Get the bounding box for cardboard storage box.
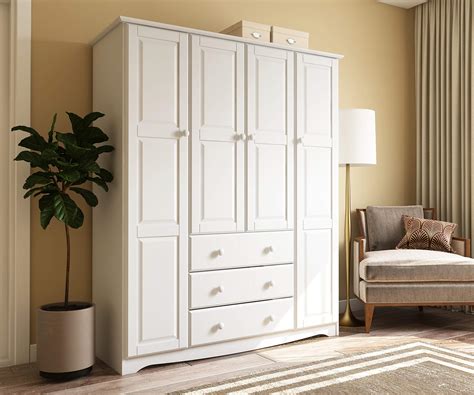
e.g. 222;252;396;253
271;26;309;48
221;20;271;42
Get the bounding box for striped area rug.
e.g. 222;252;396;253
178;342;474;394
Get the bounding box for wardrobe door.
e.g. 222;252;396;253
296;53;339;328
191;35;245;233
247;45;294;231
127;25;188;356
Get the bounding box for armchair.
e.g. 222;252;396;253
354;206;474;333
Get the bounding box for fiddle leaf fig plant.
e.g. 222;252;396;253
12;112;114;308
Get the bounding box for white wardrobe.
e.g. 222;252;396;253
92;17;340;375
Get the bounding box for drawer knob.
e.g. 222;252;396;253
217;322;225;330
287;38;296;45
251;32;262;39
217;249;224;256
297;137;304;144
181;130;190;137
217;285;224;293
269;315;275;322
265;246;274;254
267;280;275;288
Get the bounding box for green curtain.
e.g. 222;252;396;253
415;0;473;313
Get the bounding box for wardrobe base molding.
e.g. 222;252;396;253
119;323;338;375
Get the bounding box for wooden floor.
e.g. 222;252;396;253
2;306;474;394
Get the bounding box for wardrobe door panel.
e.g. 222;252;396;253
192;35;245;233
127;26;188;356
296;53;338;328
137;237;179;354
247;45;294;231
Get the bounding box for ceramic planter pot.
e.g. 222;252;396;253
37;302;94;380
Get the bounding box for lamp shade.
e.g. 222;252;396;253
339;109;376;166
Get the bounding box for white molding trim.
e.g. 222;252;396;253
339;298;364;314
8;0;31;366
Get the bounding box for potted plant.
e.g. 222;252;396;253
12;112;114;380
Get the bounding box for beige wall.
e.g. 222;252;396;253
30;0;415;342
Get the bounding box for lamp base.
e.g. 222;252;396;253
339;303;364;327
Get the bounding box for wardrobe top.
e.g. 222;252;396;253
92;16;343;60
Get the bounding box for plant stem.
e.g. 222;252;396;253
64;223;71;308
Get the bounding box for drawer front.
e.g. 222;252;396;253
190;298;294;346
190;231;294;271
190;264;294;309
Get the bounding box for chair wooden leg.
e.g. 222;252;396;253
365;304;375;333
418;306;424;312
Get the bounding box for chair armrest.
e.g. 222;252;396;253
353;236;367;263
352;237;367;298
451;237;471;257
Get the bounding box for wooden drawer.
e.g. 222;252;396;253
190;264;294;309
190;231;293;271
221;20;271;42
271;26;309;49
190;298;294;346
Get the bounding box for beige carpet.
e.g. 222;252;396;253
178;342;474;394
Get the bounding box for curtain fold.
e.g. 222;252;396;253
416;0;473;314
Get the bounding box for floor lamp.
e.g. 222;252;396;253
339;109;376;327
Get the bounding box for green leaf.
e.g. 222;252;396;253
56;132;77;145
70;187;98;207
66;112;85;133
88;176;109;192
14;151;49;170
53;193;84;228
11;125;41;136
79;160;100;173
39;194;55;229
48;113;57;143
96;145;114;154
83;112;104;126
24;186;45;199
23;172;52;189
55;159;79;169
77;126;109;144
58;169;81;183
99;168;113;182
18;134;48;151
41;148;59;162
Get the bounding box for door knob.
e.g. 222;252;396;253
297;137;304;144
240;134;247;141
181;130;190;137
248;133;255;141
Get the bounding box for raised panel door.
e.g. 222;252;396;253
247;45;294;231
191;35;245;233
127;25;188;356
296;53;338;328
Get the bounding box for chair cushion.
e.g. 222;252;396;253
360;249;474;282
396;215;456;252
359;281;474;303
366;205;424;251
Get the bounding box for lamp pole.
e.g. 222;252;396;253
340;164;364;327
